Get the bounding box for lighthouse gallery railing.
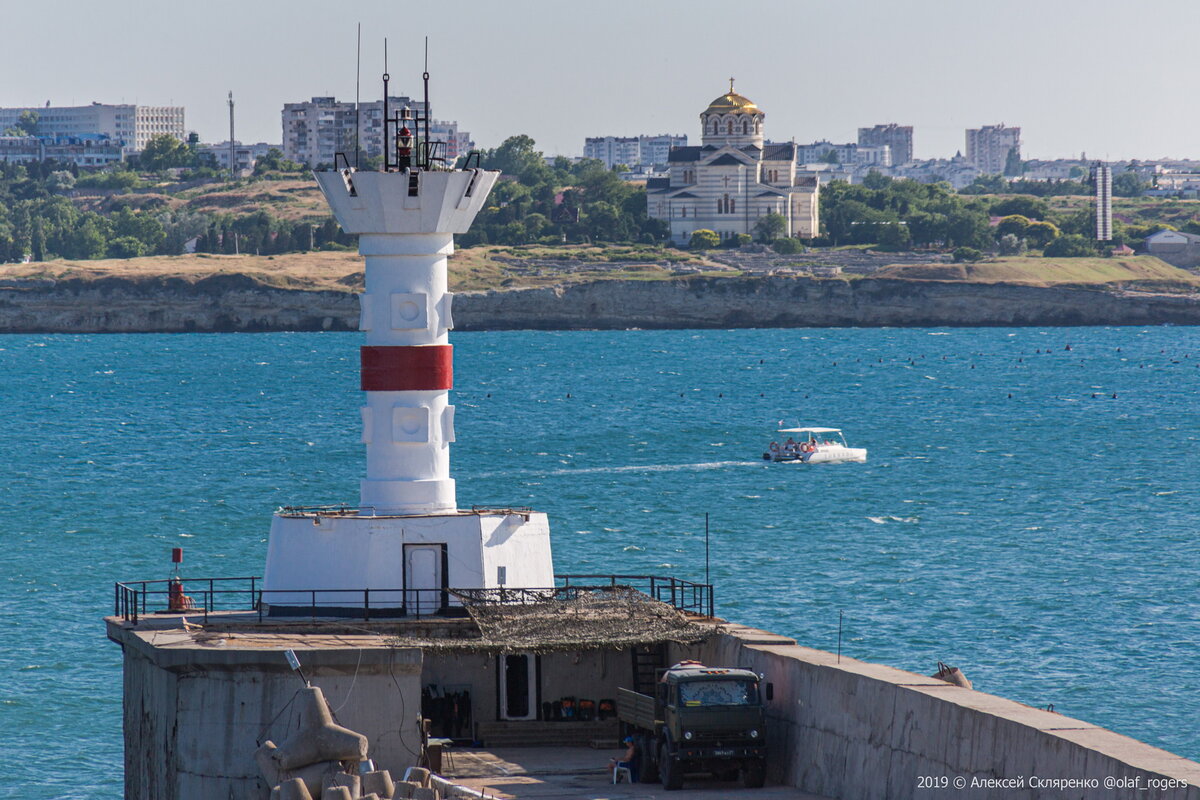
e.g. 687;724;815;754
113;574;714;624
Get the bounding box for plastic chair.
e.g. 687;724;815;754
613;765;632;784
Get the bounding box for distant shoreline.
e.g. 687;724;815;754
2;273;1199;333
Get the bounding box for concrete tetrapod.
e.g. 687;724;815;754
361;769;396;798
273;686;369;769
276;778;314;800
322;771;361;797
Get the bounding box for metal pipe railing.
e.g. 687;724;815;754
112;573;715;623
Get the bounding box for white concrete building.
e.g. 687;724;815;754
0;134;124;167
647;84;819;244
583;134;687;169
0;103;184;154
965;124;1021;175
196;140;280;173
858;123;913;165
282;96;472;168
584;136;640;169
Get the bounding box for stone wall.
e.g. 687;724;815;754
115;625;423;800
684;624;1200;800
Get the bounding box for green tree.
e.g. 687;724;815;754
960;174;1008;194
3;110;39;136
689;229;720;250
952;246;983;262
819;149;840;164
997;233;1027;256
752;212;787;243
482;135;550;183
138;134;192;171
106;236;147;259
862;170;891;190
1025;221;1060;247
1112;172;1148;198
1043;234;1096;257
877;221;912;249
1003;148;1023;177
996;215;1030;239
47;170;75;194
61;216;109;259
772;237;804;254
990;196;1048;219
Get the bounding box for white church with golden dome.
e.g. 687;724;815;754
646;82;819;245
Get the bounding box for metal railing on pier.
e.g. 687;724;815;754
113;573;713;624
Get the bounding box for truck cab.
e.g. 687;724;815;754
619;662;767;790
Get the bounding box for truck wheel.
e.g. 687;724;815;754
660;743;683;791
637;735;658;783
742;760;766;789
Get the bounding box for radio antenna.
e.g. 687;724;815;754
354;23;361;168
422;36;430;170
382;38;390;172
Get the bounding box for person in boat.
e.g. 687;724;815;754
784;437;797;456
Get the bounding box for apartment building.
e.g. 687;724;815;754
795;141;891;168
857;123;913;165
965;124;1021;175
281;97;471;168
583;134;687;169
0;134;124;167
0;103;185;154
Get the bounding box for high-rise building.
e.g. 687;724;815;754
0;103;185;154
965;124;1021;175
858;124;913;165
282;97;471;168
1094;164;1112;241
583;134;687;169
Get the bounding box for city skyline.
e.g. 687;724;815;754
4;0;1198;162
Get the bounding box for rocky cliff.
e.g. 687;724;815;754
2;274;1199;333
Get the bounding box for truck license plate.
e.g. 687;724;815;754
713;749;734;756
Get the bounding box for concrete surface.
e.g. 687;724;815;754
446;746;830;800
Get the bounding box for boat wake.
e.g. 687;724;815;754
547;460;754;476
470;460;756;479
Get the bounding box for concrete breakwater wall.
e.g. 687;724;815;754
698;624;1200;800
4;274;1200;332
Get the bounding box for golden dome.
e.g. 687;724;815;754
704;80;760;115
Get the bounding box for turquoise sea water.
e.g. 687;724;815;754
1;327;1198;798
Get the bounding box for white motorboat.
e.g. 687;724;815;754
763;426;867;464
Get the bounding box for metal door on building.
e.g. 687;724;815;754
404;543;446;615
499;653;538;720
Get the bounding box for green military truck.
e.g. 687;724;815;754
616;662;768;790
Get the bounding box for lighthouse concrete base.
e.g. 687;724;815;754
262;509;554;615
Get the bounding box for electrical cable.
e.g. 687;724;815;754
331;647;364;715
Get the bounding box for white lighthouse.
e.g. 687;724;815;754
262;101;554;614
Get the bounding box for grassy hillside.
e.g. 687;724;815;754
0;244;725;293
73;178;329;222
874;255;1200;290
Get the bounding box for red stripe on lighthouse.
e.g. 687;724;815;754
361;345;453;391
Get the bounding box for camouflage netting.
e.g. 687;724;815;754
459;586;713;653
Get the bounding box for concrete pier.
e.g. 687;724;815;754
108;610;1199;800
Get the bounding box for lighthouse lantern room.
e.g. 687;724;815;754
262;79;553;615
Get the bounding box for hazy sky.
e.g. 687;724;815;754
6;0;1198;161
